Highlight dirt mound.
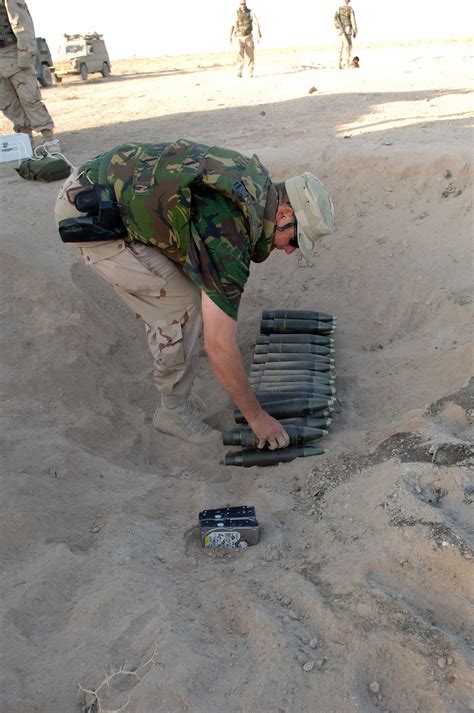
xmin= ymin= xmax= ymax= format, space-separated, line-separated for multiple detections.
xmin=0 ymin=42 xmax=472 ymax=713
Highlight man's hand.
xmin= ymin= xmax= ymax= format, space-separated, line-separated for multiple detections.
xmin=247 ymin=411 xmax=290 ymax=450
xmin=201 ymin=293 xmax=290 ymax=450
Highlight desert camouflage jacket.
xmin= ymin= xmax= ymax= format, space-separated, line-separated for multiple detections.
xmin=0 ymin=0 xmax=37 ymax=75
xmin=78 ymin=140 xmax=277 ymax=319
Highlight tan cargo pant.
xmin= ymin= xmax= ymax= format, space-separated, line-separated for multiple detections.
xmin=0 ymin=66 xmax=53 ymax=133
xmin=236 ymin=34 xmax=255 ymax=76
xmin=55 ymin=171 xmax=203 ymax=396
xmin=337 ymin=32 xmax=353 ymax=69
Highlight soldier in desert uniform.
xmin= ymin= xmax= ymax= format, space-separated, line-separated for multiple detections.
xmin=55 ymin=140 xmax=334 ymax=448
xmin=0 ymin=0 xmax=55 ymax=143
xmin=334 ymin=0 xmax=358 ymax=69
xmin=229 ymin=0 xmax=262 ymax=78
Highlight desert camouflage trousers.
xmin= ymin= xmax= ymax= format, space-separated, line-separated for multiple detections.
xmin=0 ymin=66 xmax=53 ymax=133
xmin=236 ymin=34 xmax=255 ymax=76
xmin=55 ymin=171 xmax=203 ymax=397
xmin=337 ymin=33 xmax=353 ymax=68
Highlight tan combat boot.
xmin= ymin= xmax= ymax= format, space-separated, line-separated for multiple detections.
xmin=34 ymin=129 xmax=61 ymax=154
xmin=153 ymin=395 xmax=221 ymax=445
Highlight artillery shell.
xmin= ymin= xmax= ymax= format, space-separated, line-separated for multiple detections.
xmin=253 ymin=352 xmax=334 ymax=365
xmin=250 ymin=360 xmax=334 ymax=373
xmin=224 ymin=446 xmax=326 ymax=467
xmin=249 ymin=373 xmax=335 ymax=384
xmin=260 ymin=318 xmax=335 ymax=336
xmin=251 ymin=383 xmax=335 ymax=396
xmin=254 ymin=390 xmax=332 ymax=402
xmin=254 ymin=343 xmax=333 ymax=356
xmin=222 ymin=424 xmax=328 ymax=447
xmin=256 ymin=334 xmax=334 ymax=346
xmin=234 ymin=398 xmax=333 ymax=423
xmin=249 ymin=370 xmax=335 ymax=384
xmin=262 ymin=309 xmax=334 ymax=322
xmin=279 ymin=417 xmax=333 ymax=428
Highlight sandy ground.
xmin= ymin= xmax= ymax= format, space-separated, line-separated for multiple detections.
xmin=0 ymin=41 xmax=473 ymax=713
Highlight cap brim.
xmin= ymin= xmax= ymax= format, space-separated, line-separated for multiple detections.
xmin=297 ymin=227 xmax=315 ymax=261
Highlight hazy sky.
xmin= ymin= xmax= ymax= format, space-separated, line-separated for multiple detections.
xmin=28 ymin=0 xmax=473 ymax=60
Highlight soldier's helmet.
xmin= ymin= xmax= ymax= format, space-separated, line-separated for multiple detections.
xmin=285 ymin=173 xmax=334 ymax=261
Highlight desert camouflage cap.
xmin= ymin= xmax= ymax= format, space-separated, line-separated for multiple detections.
xmin=285 ymin=172 xmax=334 ymax=261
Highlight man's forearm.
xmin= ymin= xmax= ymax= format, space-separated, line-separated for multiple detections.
xmin=205 ymin=338 xmax=264 ymax=423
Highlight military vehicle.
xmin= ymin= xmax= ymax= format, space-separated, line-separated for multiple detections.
xmin=54 ymin=33 xmax=111 ymax=82
xmin=35 ymin=37 xmax=54 ymax=87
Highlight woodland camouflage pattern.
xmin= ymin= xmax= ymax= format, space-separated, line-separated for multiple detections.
xmin=78 ymin=139 xmax=278 ymax=318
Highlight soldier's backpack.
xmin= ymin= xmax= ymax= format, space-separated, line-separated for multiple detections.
xmin=15 ymin=155 xmax=72 ymax=182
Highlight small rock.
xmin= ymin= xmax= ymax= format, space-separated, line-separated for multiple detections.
xmin=381 ymin=139 xmax=393 ymax=146
xmin=91 ymin=525 xmax=100 ymax=533
xmin=303 ymin=661 xmax=314 ymax=672
xmin=315 ymin=658 xmax=325 ymax=669
xmin=377 ymin=694 xmax=383 ymax=701
xmin=308 ymin=86 xmax=318 ymax=94
xmin=437 ymin=657 xmax=447 ymax=669
xmin=288 ymin=609 xmax=299 ymax=620
xmin=445 ymin=170 xmax=452 ymax=178
xmin=414 ymin=485 xmax=422 ymax=494
xmin=369 ymin=681 xmax=381 ymax=694
xmin=309 ymin=637 xmax=319 ymax=649
xmin=446 ymin=656 xmax=453 ymax=665
xmin=260 ymin=111 xmax=266 ymax=116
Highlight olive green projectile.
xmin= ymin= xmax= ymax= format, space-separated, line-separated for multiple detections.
xmin=253 ymin=352 xmax=334 ymax=365
xmin=256 ymin=334 xmax=334 ymax=346
xmin=250 ymin=360 xmax=334 ymax=373
xmin=249 ymin=373 xmax=335 ymax=385
xmin=222 ymin=425 xmax=328 ymax=447
xmin=249 ymin=369 xmax=335 ymax=384
xmin=254 ymin=343 xmax=333 ymax=356
xmin=262 ymin=309 xmax=334 ymax=323
xmin=234 ymin=398 xmax=334 ymax=423
xmin=260 ymin=318 xmax=335 ymax=336
xmin=280 ymin=417 xmax=333 ymax=428
xmin=251 ymin=382 xmax=335 ymax=396
xmin=255 ymin=390 xmax=332 ymax=402
xmin=224 ymin=446 xmax=326 ymax=467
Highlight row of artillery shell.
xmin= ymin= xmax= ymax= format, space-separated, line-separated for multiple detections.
xmin=224 ymin=311 xmax=336 ymax=466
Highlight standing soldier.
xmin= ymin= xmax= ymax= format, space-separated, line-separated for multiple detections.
xmin=229 ymin=0 xmax=262 ymax=79
xmin=334 ymin=0 xmax=358 ymax=69
xmin=0 ymin=0 xmax=55 ymax=144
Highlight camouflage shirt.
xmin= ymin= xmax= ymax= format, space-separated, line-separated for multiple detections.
xmin=78 ymin=140 xmax=277 ymax=319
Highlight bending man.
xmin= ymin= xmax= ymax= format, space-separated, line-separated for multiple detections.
xmin=55 ymin=140 xmax=334 ymax=448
